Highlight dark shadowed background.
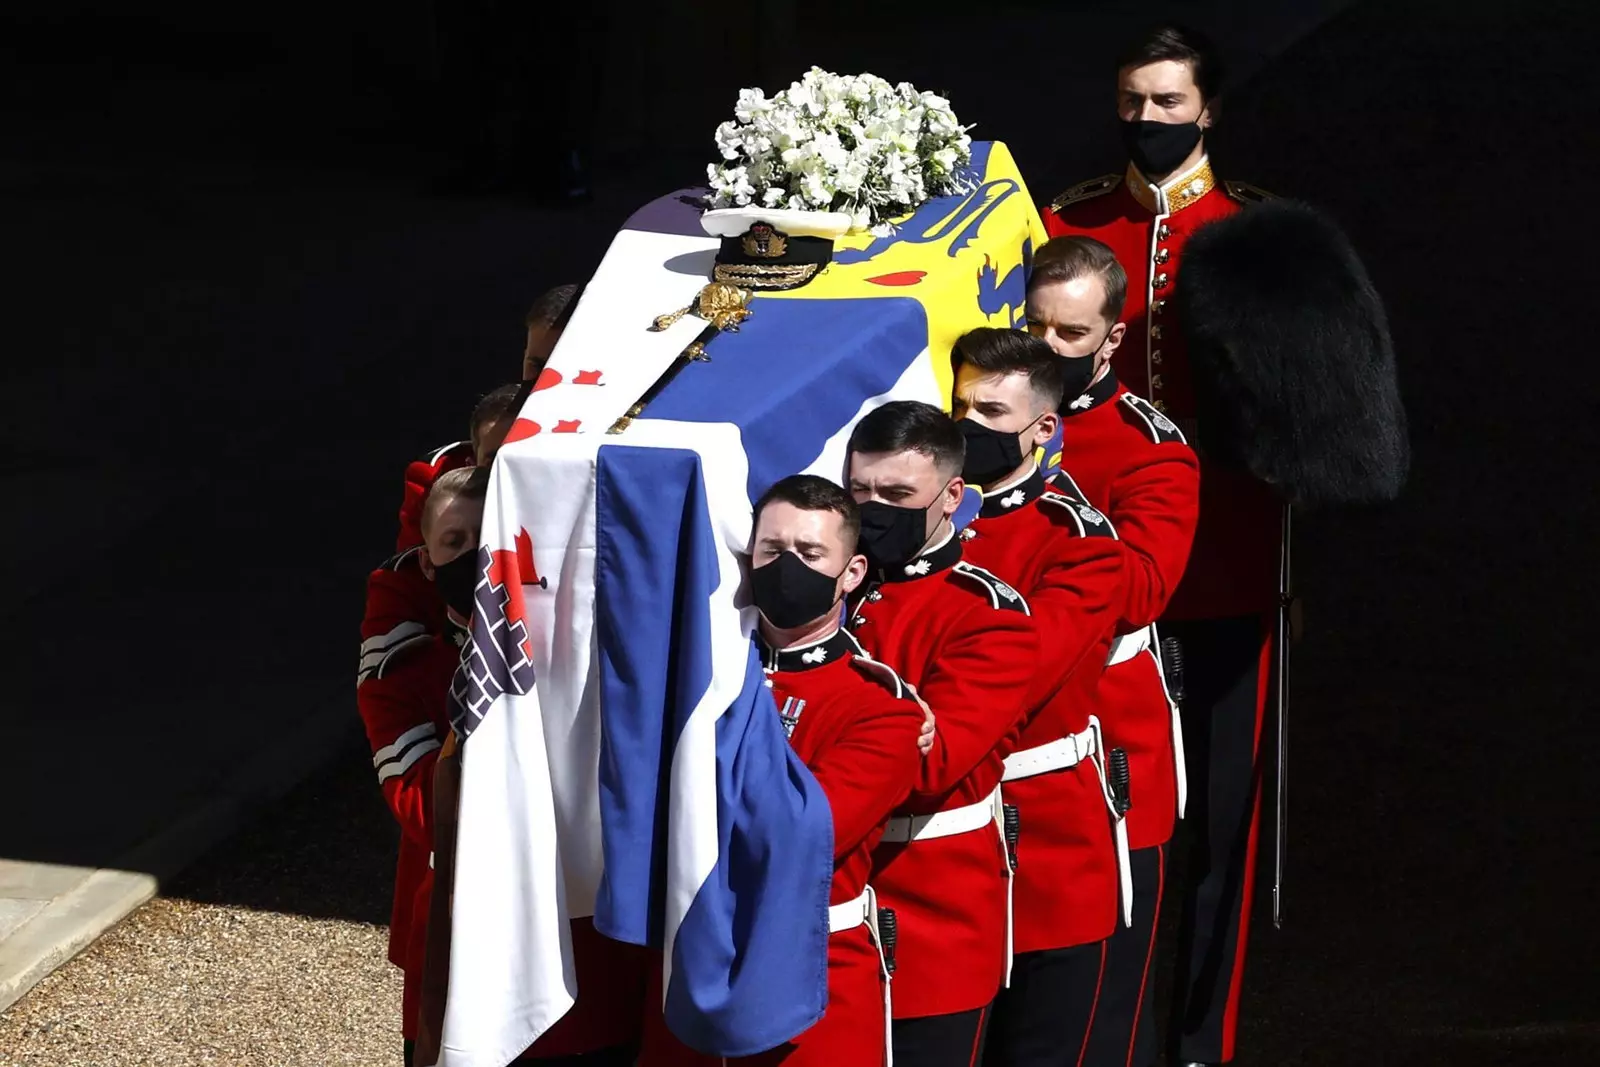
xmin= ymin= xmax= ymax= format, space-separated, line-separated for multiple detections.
xmin=2 ymin=1 xmax=1597 ymax=1062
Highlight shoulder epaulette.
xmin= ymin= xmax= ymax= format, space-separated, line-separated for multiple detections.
xmin=1038 ymin=491 xmax=1119 ymax=540
xmin=1049 ymin=173 xmax=1122 ymax=214
xmin=951 ymin=561 xmax=1030 ymax=615
xmin=1223 ymin=180 xmax=1276 ymax=205
xmin=382 ymin=544 xmax=425 ymax=572
xmin=838 ymin=630 xmax=911 ymax=701
xmin=1120 ymin=394 xmax=1188 ymax=446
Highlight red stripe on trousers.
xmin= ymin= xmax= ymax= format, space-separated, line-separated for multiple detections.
xmin=966 ymin=1006 xmax=989 ymax=1067
xmin=1125 ymin=844 xmax=1166 ymax=1067
xmin=1219 ymin=631 xmax=1273 ymax=1061
xmin=1075 ymin=941 xmax=1108 ymax=1067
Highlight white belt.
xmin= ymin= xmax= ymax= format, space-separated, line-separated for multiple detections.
xmin=826 ymin=886 xmax=894 ymax=1066
xmin=1071 ymin=715 xmax=1135 ymax=929
xmin=1002 ymin=726 xmax=1099 ymax=782
xmin=879 ymin=789 xmax=1013 ymax=992
xmin=1104 ymin=624 xmax=1189 ymax=820
xmin=1106 ymin=625 xmax=1153 ymax=666
xmin=828 ymin=889 xmax=873 ymax=934
xmin=879 ymin=788 xmax=1001 ymax=844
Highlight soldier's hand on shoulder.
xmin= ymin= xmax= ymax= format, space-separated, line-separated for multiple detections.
xmin=909 ymin=687 xmax=936 ymax=756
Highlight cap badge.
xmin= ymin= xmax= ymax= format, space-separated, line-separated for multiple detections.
xmin=741 ymin=223 xmax=789 ymax=259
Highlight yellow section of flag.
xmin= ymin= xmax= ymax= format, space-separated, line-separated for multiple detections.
xmin=762 ymin=141 xmax=1047 ymax=410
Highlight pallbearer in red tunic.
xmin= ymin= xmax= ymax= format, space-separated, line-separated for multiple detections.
xmin=1024 ymin=236 xmax=1201 ymax=1067
xmin=363 ymin=467 xmax=646 ymax=1067
xmin=359 ymin=387 xmax=524 ymax=695
xmin=639 ymin=474 xmax=929 ymax=1067
xmin=842 ymin=402 xmax=1040 ymax=1067
xmin=942 ymin=329 xmax=1129 ymax=1067
xmin=1043 ymin=26 xmax=1408 ymax=1066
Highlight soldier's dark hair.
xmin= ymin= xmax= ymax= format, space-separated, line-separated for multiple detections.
xmin=848 ymin=401 xmax=965 ymax=478
xmin=952 ymin=328 xmax=1068 ymax=411
xmin=422 ymin=465 xmax=491 ymax=536
xmin=753 ymin=474 xmax=861 ymax=553
xmin=470 ymin=384 xmax=522 ymax=438
xmin=1029 ymin=236 xmax=1129 ymax=326
xmin=1116 ymin=23 xmax=1224 ymax=101
xmin=526 ymin=283 xmax=584 ymax=329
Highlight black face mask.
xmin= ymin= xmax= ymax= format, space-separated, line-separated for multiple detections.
xmin=434 ymin=550 xmax=481 ymax=619
xmin=960 ymin=417 xmax=1037 ymax=487
xmin=1120 ymin=118 xmax=1203 ymax=179
xmin=750 ymin=551 xmax=843 ymax=630
xmin=857 ymin=497 xmax=940 ymax=571
xmin=1058 ymin=325 xmax=1116 ymax=410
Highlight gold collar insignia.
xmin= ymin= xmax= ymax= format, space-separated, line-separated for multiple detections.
xmin=1126 ymin=157 xmax=1217 ymax=216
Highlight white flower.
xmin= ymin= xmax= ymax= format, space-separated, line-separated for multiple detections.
xmin=708 ymin=164 xmax=756 ymax=204
xmin=705 ymin=69 xmax=972 ymax=229
xmin=734 ymin=87 xmax=769 ymax=123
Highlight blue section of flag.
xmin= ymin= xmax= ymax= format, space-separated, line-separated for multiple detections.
xmin=592 ymin=445 xmax=832 ymax=1056
xmin=645 ymin=297 xmax=930 ymax=500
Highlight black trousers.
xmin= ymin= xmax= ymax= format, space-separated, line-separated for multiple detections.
xmin=895 ymin=1005 xmax=992 ymax=1067
xmin=981 ymin=943 xmax=1105 ymax=1067
xmin=1162 ymin=615 xmax=1272 ymax=1065
xmin=1080 ymin=844 xmax=1165 ymax=1067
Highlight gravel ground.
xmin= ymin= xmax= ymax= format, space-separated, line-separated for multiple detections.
xmin=0 ymin=749 xmax=407 ymax=1067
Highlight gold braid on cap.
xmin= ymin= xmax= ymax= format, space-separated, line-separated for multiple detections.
xmin=711 ymin=262 xmax=822 ymax=290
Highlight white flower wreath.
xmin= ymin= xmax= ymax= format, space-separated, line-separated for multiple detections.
xmin=706 ymin=67 xmax=974 ymax=232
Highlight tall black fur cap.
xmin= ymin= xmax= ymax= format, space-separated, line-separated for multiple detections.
xmin=1176 ymin=199 xmax=1409 ymax=507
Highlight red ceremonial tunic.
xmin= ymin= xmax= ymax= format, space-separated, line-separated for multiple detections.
xmin=847 ymin=530 xmax=1039 ymax=1018
xmin=959 ymin=467 xmax=1126 ymax=952
xmin=1055 ymin=371 xmax=1201 ymax=849
xmin=639 ymin=628 xmax=924 ymax=1067
xmin=358 ymin=625 xmax=642 ymax=1054
xmin=1044 ymin=158 xmax=1280 ymax=621
xmin=355 ymin=630 xmax=458 ymax=1040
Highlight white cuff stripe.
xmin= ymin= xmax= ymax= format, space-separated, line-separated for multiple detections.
xmin=356 ymin=634 xmax=432 ymax=688
xmin=360 ymin=622 xmax=427 ymax=660
xmin=372 ymin=722 xmax=439 ymax=768
xmin=376 ymin=738 xmax=441 ymax=783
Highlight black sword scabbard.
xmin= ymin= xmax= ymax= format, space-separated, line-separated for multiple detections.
xmin=607 ymin=324 xmax=719 ymax=435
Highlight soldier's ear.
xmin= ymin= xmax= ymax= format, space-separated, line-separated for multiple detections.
xmin=941 ymin=475 xmax=965 ymax=518
xmin=1106 ymin=321 xmax=1127 ymax=356
xmin=840 ymin=553 xmax=869 ymax=595
xmin=1032 ymin=411 xmax=1060 ymax=450
xmin=419 ymin=547 xmax=438 ymax=582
